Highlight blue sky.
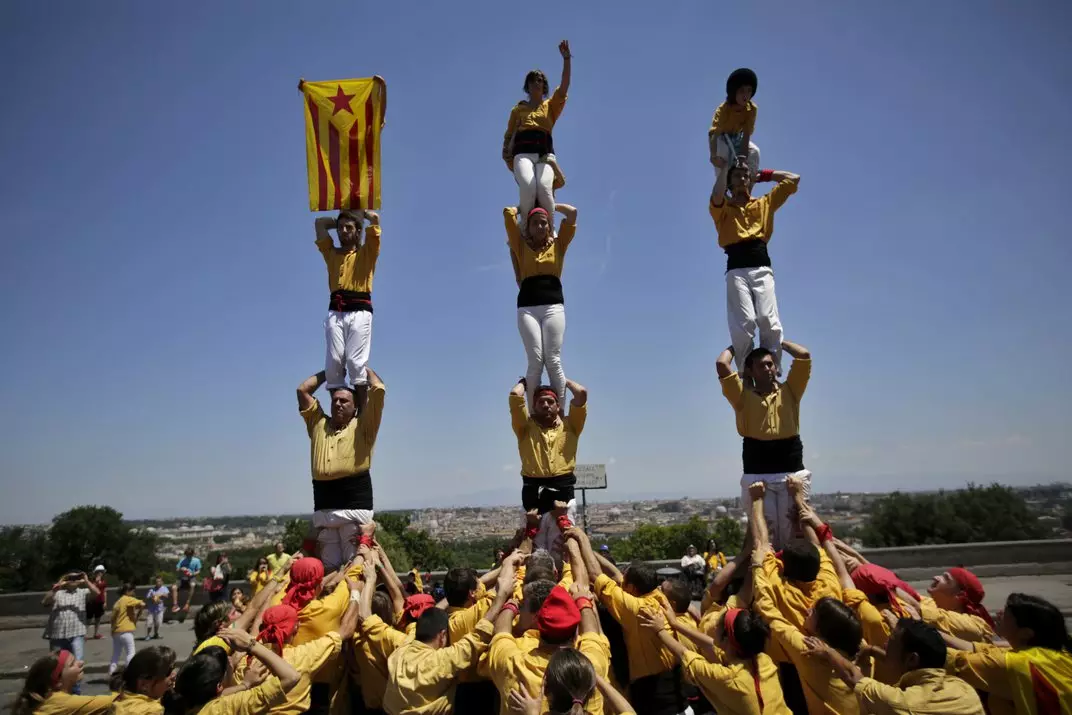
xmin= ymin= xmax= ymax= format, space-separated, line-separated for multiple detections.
xmin=2 ymin=2 xmax=1070 ymax=524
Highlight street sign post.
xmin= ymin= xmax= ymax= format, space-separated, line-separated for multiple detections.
xmin=574 ymin=464 xmax=607 ymax=533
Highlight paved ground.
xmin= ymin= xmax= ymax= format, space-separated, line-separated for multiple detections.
xmin=2 ymin=574 xmax=1069 ymax=698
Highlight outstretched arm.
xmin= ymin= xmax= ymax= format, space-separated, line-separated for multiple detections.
xmin=596 ymin=673 xmax=634 ymax=715
xmin=297 ymin=371 xmax=326 ymax=412
xmin=802 ymin=636 xmax=864 ymax=688
xmin=566 ymin=528 xmax=603 ymax=586
xmin=711 ymin=161 xmax=730 ymax=207
xmin=558 ymin=40 xmax=571 ymax=96
xmin=365 ymin=366 xmax=384 ymax=389
xmin=771 ymin=170 xmax=800 ymax=185
xmin=716 ymin=346 xmax=735 ymax=379
xmin=219 ymin=628 xmax=302 ymax=692
xmin=749 ymin=482 xmax=769 ymax=554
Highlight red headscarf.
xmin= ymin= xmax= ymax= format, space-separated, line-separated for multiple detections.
xmin=536 ymin=586 xmax=581 ymax=641
xmin=403 ymin=594 xmax=435 ymax=624
xmin=51 ymin=650 xmax=72 ymax=689
xmin=851 ymin=563 xmax=921 ymax=617
xmin=723 ymin=609 xmax=763 ymax=711
xmin=258 ymin=605 xmax=299 ymax=654
xmin=527 ymin=207 xmax=549 ymax=220
xmin=283 ymin=557 xmax=324 ymax=612
xmin=948 ymin=567 xmax=994 ymax=627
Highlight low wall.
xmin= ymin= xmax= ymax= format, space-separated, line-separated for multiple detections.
xmin=3 ymin=539 xmax=1069 ymax=626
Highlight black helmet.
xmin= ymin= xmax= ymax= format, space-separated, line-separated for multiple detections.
xmin=726 ymin=68 xmax=758 ymax=102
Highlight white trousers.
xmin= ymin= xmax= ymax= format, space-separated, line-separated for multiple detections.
xmin=518 ymin=499 xmax=579 ymax=554
xmin=109 ymin=632 xmax=135 ymax=673
xmin=726 ymin=266 xmax=783 ymax=374
xmin=740 ymin=469 xmax=812 ymax=550
xmin=313 ymin=508 xmax=375 ymax=570
xmin=711 ymin=135 xmax=761 ymax=183
xmin=513 ymin=153 xmax=555 ymax=225
xmin=517 ymin=304 xmax=566 ymax=407
xmin=324 ymin=310 xmax=372 ymax=389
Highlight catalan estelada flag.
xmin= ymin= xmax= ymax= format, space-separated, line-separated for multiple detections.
xmin=301 ymin=76 xmax=386 ymax=212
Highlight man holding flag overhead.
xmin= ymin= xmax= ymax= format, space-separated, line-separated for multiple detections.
xmin=300 ymin=76 xmax=387 ymax=394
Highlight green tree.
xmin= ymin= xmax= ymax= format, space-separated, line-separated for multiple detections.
xmin=859 ymin=484 xmax=1046 ymax=547
xmin=46 ymin=506 xmax=160 ymax=584
xmin=282 ymin=518 xmax=309 ymax=553
xmin=0 ymin=526 xmax=50 ymax=592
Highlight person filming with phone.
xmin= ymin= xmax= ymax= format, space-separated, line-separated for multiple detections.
xmin=42 ymin=571 xmax=101 ymax=694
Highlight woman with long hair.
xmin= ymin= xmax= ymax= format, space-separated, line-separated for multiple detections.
xmin=503 ymin=41 xmax=572 ymax=232
xmin=163 ymin=629 xmax=301 ymax=715
xmin=945 ymin=593 xmax=1072 ymax=715
xmin=111 ymin=646 xmax=177 ymax=715
xmin=504 ymin=202 xmax=578 ymax=408
xmin=508 ymin=649 xmax=636 ymax=715
xmin=10 ymin=650 xmax=114 ymax=715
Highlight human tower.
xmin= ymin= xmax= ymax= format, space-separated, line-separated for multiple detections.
xmin=294 ymin=48 xmax=809 ymax=567
xmin=20 ymin=39 xmax=1071 ymax=715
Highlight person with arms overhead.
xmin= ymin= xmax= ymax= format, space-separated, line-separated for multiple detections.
xmin=749 ymin=481 xmax=862 ymax=715
xmin=717 ymin=340 xmax=813 ymax=549
xmin=503 ymin=41 xmax=572 ymax=228
xmin=42 ymin=571 xmax=100 ymax=695
xmin=509 ymin=376 xmax=587 ymax=550
xmin=505 ymin=202 xmax=578 ymax=410
xmin=313 ymin=210 xmax=382 ymax=400
xmin=710 ymin=149 xmax=800 ymax=375
xmin=382 ymin=555 xmax=518 ymax=715
xmin=297 ymin=366 xmax=386 ymax=570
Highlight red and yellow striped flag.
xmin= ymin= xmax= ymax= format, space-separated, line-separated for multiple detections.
xmin=301 ymin=76 xmax=387 ymax=212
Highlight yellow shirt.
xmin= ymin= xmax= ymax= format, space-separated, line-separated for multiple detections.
xmin=247 ymin=569 xmax=271 ymax=597
xmin=504 ymin=207 xmax=577 ymax=281
xmin=502 ymin=88 xmax=568 ymax=163
xmin=510 ymin=395 xmax=586 ymax=479
xmin=842 ymin=589 xmax=901 ymax=683
xmin=709 ymin=100 xmax=757 ymax=136
xmin=114 ymin=693 xmax=163 ymax=715
xmin=383 ymin=620 xmax=495 ymax=715
xmin=301 ymin=386 xmax=385 ymax=481
xmin=448 ymin=587 xmax=497 ymax=681
xmin=197 ymin=678 xmax=287 ymax=715
xmin=920 ymin=597 xmax=995 ymax=644
xmin=111 ymin=595 xmax=145 ymax=634
xmin=271 ymin=633 xmax=344 ymax=715
xmin=266 ymin=554 xmax=290 ymax=575
xmin=753 ymin=562 xmax=860 ymax=715
xmin=680 ymin=649 xmax=791 ymax=715
xmin=594 ymin=573 xmax=676 ymax=681
xmin=709 ymin=179 xmax=798 ymax=249
xmin=720 ymin=359 xmax=811 ymax=441
xmin=487 ymin=631 xmax=611 ymax=715
xmin=291 ymin=563 xmax=363 ymax=646
xmin=36 ymin=693 xmax=116 ymax=715
xmin=854 ymin=669 xmax=985 ymax=715
xmin=315 ymin=225 xmax=381 ymax=294
xmin=674 ymin=611 xmax=702 ymax=652
xmin=945 ymin=644 xmax=1034 ymax=715
xmin=705 ymin=552 xmax=728 ymax=571
xmin=353 ymin=615 xmax=409 ymax=711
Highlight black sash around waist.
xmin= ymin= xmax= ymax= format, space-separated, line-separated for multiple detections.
xmin=312 ymin=471 xmax=373 ymax=511
xmin=511 ymin=129 xmax=554 ymax=158
xmin=742 ymin=435 xmax=804 ymax=475
xmin=521 ymin=473 xmax=576 ymax=489
xmin=517 ymin=274 xmax=564 ymax=308
xmin=328 ymin=290 xmax=373 ymax=313
xmin=724 ymin=239 xmax=772 ymax=272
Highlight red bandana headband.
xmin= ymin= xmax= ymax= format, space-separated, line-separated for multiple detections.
xmin=528 ymin=207 xmax=548 ymax=219
xmin=51 ymin=650 xmax=72 ymax=689
xmin=258 ymin=605 xmax=299 ymax=654
xmin=534 ymin=387 xmax=558 ymax=403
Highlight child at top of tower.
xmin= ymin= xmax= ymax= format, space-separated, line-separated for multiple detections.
xmin=709 ymin=68 xmax=760 ymax=183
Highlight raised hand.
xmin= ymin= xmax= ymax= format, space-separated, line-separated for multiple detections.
xmin=558 ymin=40 xmax=571 ymax=59
xmin=569 ymin=581 xmax=593 ymax=602
xmin=748 ymin=481 xmax=766 ymax=500
xmin=217 ymin=627 xmax=255 ymax=652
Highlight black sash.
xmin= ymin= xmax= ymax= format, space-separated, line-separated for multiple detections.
xmin=312 ymin=471 xmax=373 ymax=511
